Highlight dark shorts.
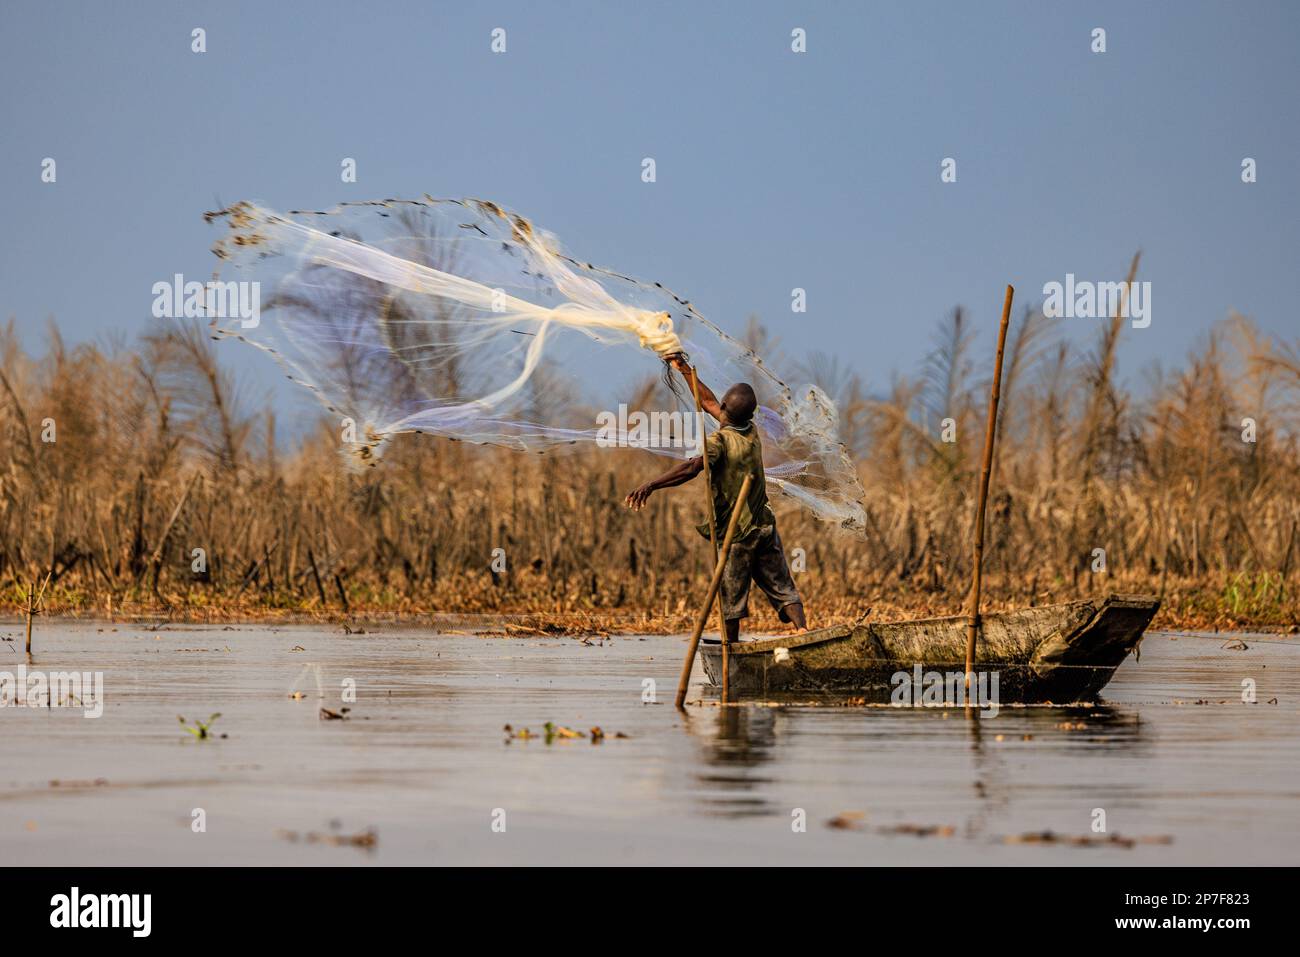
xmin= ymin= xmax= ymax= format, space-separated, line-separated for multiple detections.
xmin=720 ymin=524 xmax=802 ymax=622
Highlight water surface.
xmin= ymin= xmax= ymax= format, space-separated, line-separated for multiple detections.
xmin=1 ymin=622 xmax=1296 ymax=865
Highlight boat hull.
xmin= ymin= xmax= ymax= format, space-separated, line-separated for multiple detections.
xmin=697 ymin=594 xmax=1159 ymax=703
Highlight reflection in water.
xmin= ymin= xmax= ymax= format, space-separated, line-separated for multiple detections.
xmin=964 ymin=709 xmax=1003 ymax=838
xmin=965 ymin=704 xmax=1147 ymax=837
xmin=682 ymin=699 xmax=1150 ymax=824
xmin=4 ymin=623 xmax=1297 ymax=865
xmin=687 ymin=707 xmax=780 ymax=818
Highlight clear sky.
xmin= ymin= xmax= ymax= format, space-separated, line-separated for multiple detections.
xmin=2 ymin=0 xmax=1296 ymax=419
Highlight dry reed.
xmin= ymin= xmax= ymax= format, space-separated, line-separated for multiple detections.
xmin=2 ymin=296 xmax=1298 ymax=634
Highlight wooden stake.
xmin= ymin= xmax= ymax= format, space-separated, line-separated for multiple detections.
xmin=334 ymin=571 xmax=351 ymax=616
xmin=21 ymin=571 xmax=52 ymax=656
xmin=24 ymin=581 xmax=35 ymax=655
xmin=676 ymin=474 xmax=752 ymax=709
xmin=307 ymin=548 xmax=328 ymax=608
xmin=964 ymin=285 xmax=1014 ymax=688
xmin=688 ymin=367 xmax=731 ymax=701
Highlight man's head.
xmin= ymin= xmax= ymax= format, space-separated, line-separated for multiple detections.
xmin=720 ymin=382 xmax=757 ymax=427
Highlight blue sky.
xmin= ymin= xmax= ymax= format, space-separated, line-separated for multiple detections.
xmin=2 ymin=0 xmax=1296 ymax=421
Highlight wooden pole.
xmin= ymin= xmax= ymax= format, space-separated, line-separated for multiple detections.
xmin=688 ymin=367 xmax=731 ymax=701
xmin=964 ymin=284 xmax=1014 ymax=688
xmin=675 ymin=474 xmax=752 ymax=709
xmin=23 ymin=571 xmax=52 ymax=657
xmin=24 ymin=581 xmax=35 ymax=655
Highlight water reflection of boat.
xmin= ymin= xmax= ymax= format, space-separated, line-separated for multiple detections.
xmin=699 ymin=594 xmax=1159 ymax=703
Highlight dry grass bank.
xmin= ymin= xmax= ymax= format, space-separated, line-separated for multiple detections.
xmin=3 ymin=290 xmax=1299 ymax=634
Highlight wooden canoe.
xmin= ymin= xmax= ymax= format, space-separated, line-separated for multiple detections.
xmin=698 ymin=593 xmax=1159 ymax=703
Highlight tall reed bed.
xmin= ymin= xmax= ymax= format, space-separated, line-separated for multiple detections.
xmin=2 ymin=297 xmax=1297 ymax=631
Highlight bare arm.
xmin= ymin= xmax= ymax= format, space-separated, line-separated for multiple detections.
xmin=667 ymin=355 xmax=722 ymax=422
xmin=624 ymin=456 xmax=704 ymax=511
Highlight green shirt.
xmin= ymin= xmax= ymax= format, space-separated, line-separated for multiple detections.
xmin=696 ymin=423 xmax=775 ymax=543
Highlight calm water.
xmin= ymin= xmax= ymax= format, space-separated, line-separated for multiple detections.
xmin=1 ymin=621 xmax=1297 ymax=865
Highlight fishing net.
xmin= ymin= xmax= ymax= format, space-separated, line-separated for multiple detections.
xmin=206 ymin=197 xmax=865 ymax=531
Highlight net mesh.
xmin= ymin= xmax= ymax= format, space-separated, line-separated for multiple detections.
xmin=206 ymin=197 xmax=866 ymax=531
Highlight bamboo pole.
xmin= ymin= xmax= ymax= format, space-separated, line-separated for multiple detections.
xmin=964 ymin=284 xmax=1015 ymax=689
xmin=675 ymin=474 xmax=752 ymax=709
xmin=688 ymin=367 xmax=731 ymax=701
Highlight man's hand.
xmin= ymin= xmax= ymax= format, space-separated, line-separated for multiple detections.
xmin=624 ymin=457 xmax=704 ymax=513
xmin=624 ymin=483 xmax=655 ymax=511
xmin=667 ymin=355 xmax=723 ymax=421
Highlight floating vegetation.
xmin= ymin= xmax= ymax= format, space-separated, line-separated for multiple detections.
xmin=826 ymin=811 xmax=868 ymax=830
xmin=178 ymin=713 xmax=224 ymax=740
xmin=880 ymin=823 xmax=957 ymax=838
xmin=276 ymin=825 xmax=377 ymax=849
xmin=503 ymin=722 xmax=628 ymax=744
xmin=544 ymin=721 xmax=583 ymax=741
xmin=825 ymin=813 xmax=955 ymax=838
xmin=1002 ymin=831 xmax=1173 ymax=848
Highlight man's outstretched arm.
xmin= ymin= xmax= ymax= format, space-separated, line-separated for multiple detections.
xmin=668 ymin=355 xmax=722 ymax=421
xmin=624 ymin=455 xmax=704 ymax=510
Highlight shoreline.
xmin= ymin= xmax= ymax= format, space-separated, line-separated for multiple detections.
xmin=7 ymin=601 xmax=1297 ymax=637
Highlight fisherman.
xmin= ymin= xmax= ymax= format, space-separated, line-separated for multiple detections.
xmin=624 ymin=355 xmax=808 ymax=641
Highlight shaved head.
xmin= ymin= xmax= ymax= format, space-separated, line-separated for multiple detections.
xmin=722 ymin=383 xmax=757 ymax=426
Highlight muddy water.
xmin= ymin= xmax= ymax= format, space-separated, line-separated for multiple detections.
xmin=1 ymin=622 xmax=1297 ymax=865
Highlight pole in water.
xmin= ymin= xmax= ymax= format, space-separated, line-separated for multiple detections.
xmin=24 ymin=572 xmax=51 ymax=657
xmin=675 ymin=474 xmax=752 ymax=709
xmin=687 ymin=366 xmax=730 ymax=702
xmin=964 ymin=284 xmax=1014 ymax=689
xmin=24 ymin=581 xmax=34 ymax=655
